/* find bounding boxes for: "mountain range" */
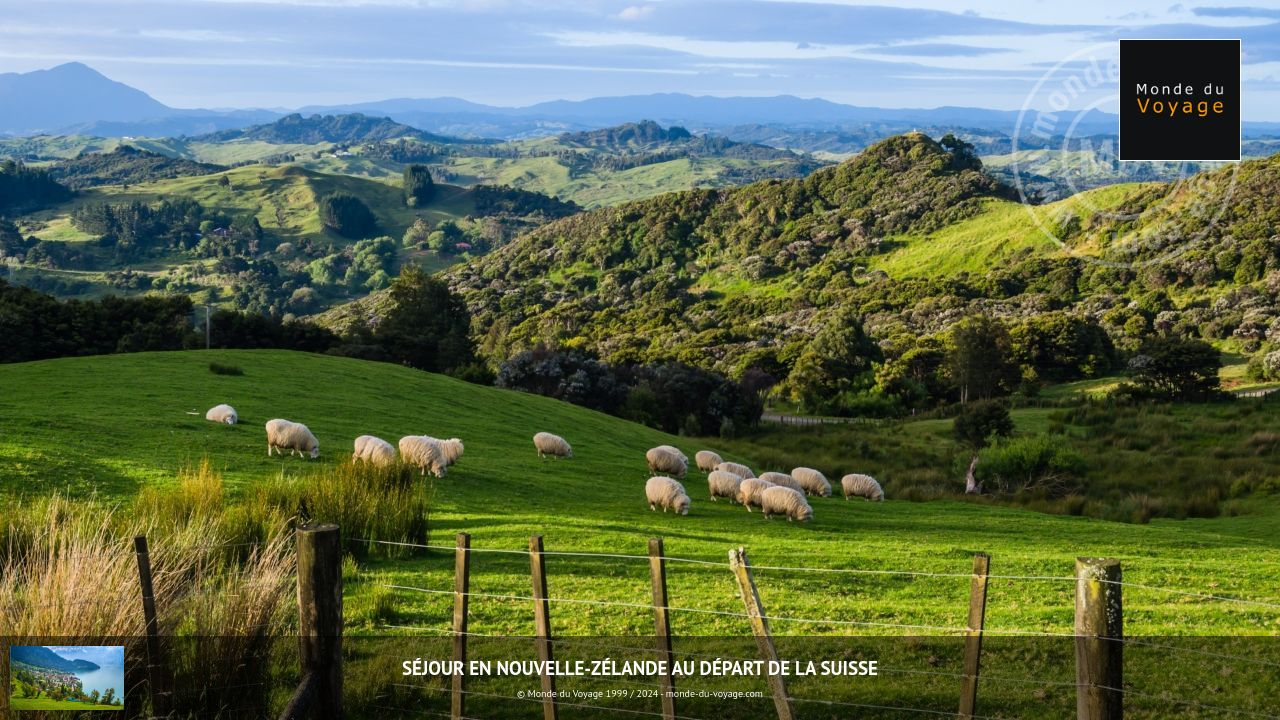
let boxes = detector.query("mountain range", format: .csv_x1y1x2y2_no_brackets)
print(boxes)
10,646,100,673
19,61,1280,143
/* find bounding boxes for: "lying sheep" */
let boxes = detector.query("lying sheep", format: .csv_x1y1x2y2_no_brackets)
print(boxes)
841,473,884,502
265,419,319,459
533,432,573,459
647,446,688,478
439,438,465,466
737,477,776,512
760,486,813,522
759,471,804,493
399,435,449,477
791,467,832,497
707,470,743,503
353,435,396,467
695,450,723,473
645,476,691,516
716,461,756,479
206,404,238,425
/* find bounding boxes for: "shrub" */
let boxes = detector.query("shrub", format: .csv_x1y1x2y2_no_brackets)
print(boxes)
971,435,1087,496
209,361,244,376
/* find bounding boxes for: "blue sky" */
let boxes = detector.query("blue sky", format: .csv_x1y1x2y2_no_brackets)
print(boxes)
1,1,1278,117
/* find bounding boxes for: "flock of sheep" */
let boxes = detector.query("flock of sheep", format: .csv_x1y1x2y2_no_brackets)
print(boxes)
204,407,881,524
641,446,883,523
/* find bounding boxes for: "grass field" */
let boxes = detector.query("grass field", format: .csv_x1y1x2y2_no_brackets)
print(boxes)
1,349,1278,643
7,695,121,711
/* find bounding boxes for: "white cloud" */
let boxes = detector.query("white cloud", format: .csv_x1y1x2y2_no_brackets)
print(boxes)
618,5,653,21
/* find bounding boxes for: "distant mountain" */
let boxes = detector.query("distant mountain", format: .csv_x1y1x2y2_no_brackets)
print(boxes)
560,120,694,148
195,113,471,145
49,145,225,189
61,110,283,139
10,646,100,673
0,63,172,134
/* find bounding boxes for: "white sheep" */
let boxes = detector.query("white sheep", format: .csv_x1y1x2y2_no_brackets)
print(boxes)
759,471,804,493
646,446,688,478
760,486,813,522
399,435,449,477
265,419,319,459
707,470,743,503
439,438,465,466
737,477,776,512
205,404,238,425
353,435,396,467
645,476,691,515
533,432,573,459
841,473,884,502
716,461,755,479
791,467,832,497
656,445,689,463
695,450,723,473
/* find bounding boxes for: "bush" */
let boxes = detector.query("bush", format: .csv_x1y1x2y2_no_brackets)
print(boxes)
209,362,244,376
971,435,1087,496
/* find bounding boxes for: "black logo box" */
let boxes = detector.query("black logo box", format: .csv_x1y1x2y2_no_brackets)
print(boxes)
1119,39,1241,162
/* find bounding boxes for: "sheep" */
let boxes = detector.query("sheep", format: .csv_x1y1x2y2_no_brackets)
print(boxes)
791,467,832,497
533,432,573,459
759,471,804,493
707,470,743,503
645,476,691,516
716,461,756,479
205,404,238,425
399,435,449,477
737,477,776,512
695,450,723,473
760,486,813,522
656,445,689,463
646,446,688,478
265,419,319,459
353,435,396,467
841,473,884,502
439,438,465,466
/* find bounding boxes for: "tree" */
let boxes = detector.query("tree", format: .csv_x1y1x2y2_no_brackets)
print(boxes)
373,265,476,372
403,164,435,206
787,307,881,412
953,399,1014,493
318,192,377,239
944,314,1020,403
1127,336,1221,401
102,688,115,705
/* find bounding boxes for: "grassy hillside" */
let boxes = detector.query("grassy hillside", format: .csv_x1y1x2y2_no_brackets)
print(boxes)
1,349,1278,644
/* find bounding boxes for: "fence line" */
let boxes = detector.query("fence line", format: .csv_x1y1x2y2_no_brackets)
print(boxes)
352,537,729,567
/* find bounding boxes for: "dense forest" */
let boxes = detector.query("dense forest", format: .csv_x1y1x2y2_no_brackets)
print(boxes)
0,159,72,214
49,146,225,189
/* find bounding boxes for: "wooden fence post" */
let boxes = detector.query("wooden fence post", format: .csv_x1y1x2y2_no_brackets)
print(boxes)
729,547,795,720
134,535,169,718
1075,558,1122,720
529,535,558,720
452,533,471,720
648,538,677,720
296,523,343,720
958,552,990,719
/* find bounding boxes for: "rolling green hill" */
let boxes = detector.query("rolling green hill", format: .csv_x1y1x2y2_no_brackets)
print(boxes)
1,348,1278,646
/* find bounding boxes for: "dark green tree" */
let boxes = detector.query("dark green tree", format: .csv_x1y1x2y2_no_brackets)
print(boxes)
1128,336,1221,401
787,307,881,412
373,265,476,372
944,314,1020,403
318,192,378,239
953,399,1014,493
403,164,434,206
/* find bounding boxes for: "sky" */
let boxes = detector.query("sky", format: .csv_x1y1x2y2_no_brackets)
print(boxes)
1,0,1279,118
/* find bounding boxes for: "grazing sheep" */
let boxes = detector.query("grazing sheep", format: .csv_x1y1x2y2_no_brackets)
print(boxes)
645,476,691,516
760,486,814,522
265,419,319,459
205,404,238,425
737,477,776,512
439,438,465,466
656,445,689,463
646,446,688,478
533,432,573,459
716,461,756,479
695,450,723,473
841,474,884,502
759,471,804,493
353,435,396,467
791,467,832,497
399,435,449,477
707,470,743,503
